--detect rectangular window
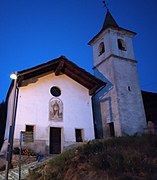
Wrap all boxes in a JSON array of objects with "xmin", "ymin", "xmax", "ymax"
[
  {"xmin": 24, "ymin": 125, "xmax": 34, "ymax": 142},
  {"xmin": 75, "ymin": 129, "xmax": 83, "ymax": 142},
  {"xmin": 108, "ymin": 122, "xmax": 115, "ymax": 137},
  {"xmin": 26, "ymin": 125, "xmax": 34, "ymax": 133}
]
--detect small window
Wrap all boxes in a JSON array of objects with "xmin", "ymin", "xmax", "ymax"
[
  {"xmin": 128, "ymin": 86, "xmax": 131, "ymax": 91},
  {"xmin": 50, "ymin": 86, "xmax": 61, "ymax": 97},
  {"xmin": 98, "ymin": 42, "xmax": 105, "ymax": 56},
  {"xmin": 75, "ymin": 129, "xmax": 83, "ymax": 142},
  {"xmin": 26, "ymin": 125, "xmax": 34, "ymax": 132},
  {"xmin": 118, "ymin": 39, "xmax": 126, "ymax": 51},
  {"xmin": 25, "ymin": 125, "xmax": 34, "ymax": 142}
]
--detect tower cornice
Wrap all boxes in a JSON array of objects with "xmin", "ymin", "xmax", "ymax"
[
  {"xmin": 93, "ymin": 54, "xmax": 137, "ymax": 69},
  {"xmin": 88, "ymin": 26, "xmax": 136, "ymax": 46}
]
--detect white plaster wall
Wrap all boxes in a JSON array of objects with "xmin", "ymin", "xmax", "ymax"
[
  {"xmin": 14, "ymin": 73, "xmax": 94, "ymax": 149},
  {"xmin": 95, "ymin": 59, "xmax": 122, "ymax": 137},
  {"xmin": 113, "ymin": 57, "xmax": 147, "ymax": 135},
  {"xmin": 1, "ymin": 85, "xmax": 17, "ymax": 154},
  {"xmin": 4, "ymin": 87, "xmax": 15, "ymax": 140},
  {"xmin": 95, "ymin": 56, "xmax": 146, "ymax": 136},
  {"xmin": 92, "ymin": 29, "xmax": 135, "ymax": 68}
]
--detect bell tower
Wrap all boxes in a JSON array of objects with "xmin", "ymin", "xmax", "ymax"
[{"xmin": 89, "ymin": 11, "xmax": 147, "ymax": 138}]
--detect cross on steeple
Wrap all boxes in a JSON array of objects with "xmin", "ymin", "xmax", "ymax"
[{"xmin": 102, "ymin": 0, "xmax": 109, "ymax": 12}]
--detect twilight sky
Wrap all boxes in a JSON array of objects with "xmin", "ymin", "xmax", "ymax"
[{"xmin": 0, "ymin": 0, "xmax": 157, "ymax": 102}]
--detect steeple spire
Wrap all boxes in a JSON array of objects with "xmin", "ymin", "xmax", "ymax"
[
  {"xmin": 102, "ymin": 1, "xmax": 118, "ymax": 29},
  {"xmin": 102, "ymin": 11, "xmax": 119, "ymax": 29},
  {"xmin": 88, "ymin": 4, "xmax": 136, "ymax": 46}
]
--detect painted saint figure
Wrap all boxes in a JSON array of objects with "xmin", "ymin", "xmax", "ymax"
[
  {"xmin": 49, "ymin": 98, "xmax": 63, "ymax": 121},
  {"xmin": 53, "ymin": 101, "xmax": 59, "ymax": 118}
]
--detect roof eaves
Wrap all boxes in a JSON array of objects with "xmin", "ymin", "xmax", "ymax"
[
  {"xmin": 88, "ymin": 26, "xmax": 136, "ymax": 45},
  {"xmin": 6, "ymin": 56, "xmax": 106, "ymax": 97}
]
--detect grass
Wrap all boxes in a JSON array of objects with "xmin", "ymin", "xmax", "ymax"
[{"xmin": 26, "ymin": 135, "xmax": 157, "ymax": 180}]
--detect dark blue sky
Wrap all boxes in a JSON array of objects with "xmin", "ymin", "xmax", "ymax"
[{"xmin": 0, "ymin": 0, "xmax": 157, "ymax": 102}]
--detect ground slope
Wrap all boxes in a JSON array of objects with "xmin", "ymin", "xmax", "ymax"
[{"xmin": 26, "ymin": 135, "xmax": 157, "ymax": 180}]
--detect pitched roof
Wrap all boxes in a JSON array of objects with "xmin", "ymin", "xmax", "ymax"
[
  {"xmin": 9, "ymin": 56, "xmax": 106, "ymax": 96},
  {"xmin": 88, "ymin": 11, "xmax": 136, "ymax": 45}
]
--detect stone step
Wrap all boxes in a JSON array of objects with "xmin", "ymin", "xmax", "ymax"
[
  {"xmin": 0, "ymin": 157, "xmax": 52, "ymax": 179},
  {"xmin": 0, "ymin": 174, "xmax": 4, "ymax": 180},
  {"xmin": 9, "ymin": 170, "xmax": 19, "ymax": 179}
]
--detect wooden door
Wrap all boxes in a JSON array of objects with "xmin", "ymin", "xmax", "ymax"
[{"xmin": 50, "ymin": 127, "xmax": 61, "ymax": 154}]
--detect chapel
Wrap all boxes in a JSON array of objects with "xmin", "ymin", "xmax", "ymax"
[{"xmin": 1, "ymin": 10, "xmax": 147, "ymax": 155}]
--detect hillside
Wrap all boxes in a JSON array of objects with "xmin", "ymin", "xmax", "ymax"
[{"xmin": 26, "ymin": 135, "xmax": 157, "ymax": 180}]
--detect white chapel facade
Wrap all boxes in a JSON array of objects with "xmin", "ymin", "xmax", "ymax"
[
  {"xmin": 3, "ymin": 57, "xmax": 105, "ymax": 154},
  {"xmin": 2, "ymin": 11, "xmax": 147, "ymax": 155}
]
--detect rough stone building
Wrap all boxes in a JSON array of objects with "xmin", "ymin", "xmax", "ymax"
[{"xmin": 1, "ymin": 11, "xmax": 147, "ymax": 155}]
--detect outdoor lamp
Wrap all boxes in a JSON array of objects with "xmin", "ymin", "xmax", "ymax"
[{"xmin": 10, "ymin": 72, "xmax": 18, "ymax": 80}]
